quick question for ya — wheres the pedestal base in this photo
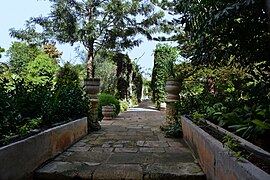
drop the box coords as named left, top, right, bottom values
left=165, top=101, right=178, bottom=125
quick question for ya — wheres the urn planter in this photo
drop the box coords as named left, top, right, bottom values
left=102, top=106, right=114, bottom=120
left=164, top=78, right=182, bottom=124
left=165, top=78, right=182, bottom=102
left=84, top=78, right=100, bottom=100
left=181, top=115, right=270, bottom=180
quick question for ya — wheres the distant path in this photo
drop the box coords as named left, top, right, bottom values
left=35, top=100, right=205, bottom=180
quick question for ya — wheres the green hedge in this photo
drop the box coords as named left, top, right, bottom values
left=0, top=63, right=90, bottom=146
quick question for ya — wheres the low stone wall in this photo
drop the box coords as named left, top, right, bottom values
left=181, top=116, right=270, bottom=180
left=0, top=117, right=88, bottom=180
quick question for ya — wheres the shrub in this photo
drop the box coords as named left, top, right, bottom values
left=98, top=93, right=120, bottom=120
left=0, top=63, right=90, bottom=146
left=42, top=63, right=90, bottom=125
left=120, top=99, right=130, bottom=112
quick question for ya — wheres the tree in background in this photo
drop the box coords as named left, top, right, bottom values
left=3, top=41, right=62, bottom=90
left=0, top=46, right=4, bottom=59
left=95, top=57, right=118, bottom=95
left=6, top=42, right=41, bottom=75
left=132, top=62, right=143, bottom=103
left=151, top=44, right=178, bottom=108
left=25, top=53, right=59, bottom=86
left=43, top=43, right=62, bottom=61
left=10, top=0, right=165, bottom=79
left=113, top=53, right=133, bottom=100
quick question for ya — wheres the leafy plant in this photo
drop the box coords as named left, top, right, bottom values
left=222, top=135, right=252, bottom=160
left=120, top=99, right=129, bottom=112
left=0, top=63, right=90, bottom=146
left=161, top=118, right=182, bottom=138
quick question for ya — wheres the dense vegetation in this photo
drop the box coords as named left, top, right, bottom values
left=151, top=44, right=178, bottom=108
left=0, top=43, right=89, bottom=145
left=1, top=0, right=270, bottom=149
left=151, top=0, right=270, bottom=148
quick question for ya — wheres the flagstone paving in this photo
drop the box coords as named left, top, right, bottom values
left=34, top=100, right=205, bottom=180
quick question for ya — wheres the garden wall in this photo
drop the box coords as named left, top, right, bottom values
left=0, top=117, right=88, bottom=180
left=181, top=116, right=270, bottom=180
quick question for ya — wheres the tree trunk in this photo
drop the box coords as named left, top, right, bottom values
left=87, top=3, right=94, bottom=79
left=87, top=40, right=94, bottom=78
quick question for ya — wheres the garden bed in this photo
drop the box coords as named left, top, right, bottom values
left=0, top=117, right=88, bottom=180
left=181, top=115, right=270, bottom=180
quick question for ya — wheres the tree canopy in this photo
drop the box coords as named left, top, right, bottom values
left=10, top=0, right=165, bottom=78
left=157, top=0, right=270, bottom=80
left=0, top=47, right=4, bottom=59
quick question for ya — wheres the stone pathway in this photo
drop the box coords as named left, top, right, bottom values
left=35, top=100, right=205, bottom=180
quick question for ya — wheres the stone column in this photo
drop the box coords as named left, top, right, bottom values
left=165, top=78, right=181, bottom=125
left=165, top=101, right=178, bottom=125
left=84, top=78, right=101, bottom=131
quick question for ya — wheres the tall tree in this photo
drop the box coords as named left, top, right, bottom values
left=157, top=0, right=270, bottom=80
left=10, top=0, right=165, bottom=78
left=6, top=42, right=41, bottom=75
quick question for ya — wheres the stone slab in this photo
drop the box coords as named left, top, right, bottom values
left=93, top=164, right=143, bottom=180
left=144, top=163, right=205, bottom=180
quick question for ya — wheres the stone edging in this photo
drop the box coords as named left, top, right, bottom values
left=0, top=117, right=88, bottom=180
left=181, top=115, right=270, bottom=180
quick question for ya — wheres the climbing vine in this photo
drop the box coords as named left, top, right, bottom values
left=151, top=44, right=178, bottom=108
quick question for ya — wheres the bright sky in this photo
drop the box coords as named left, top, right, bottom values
left=0, top=0, right=177, bottom=73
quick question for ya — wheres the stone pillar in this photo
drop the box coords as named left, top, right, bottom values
left=129, top=83, right=133, bottom=107
left=165, top=101, right=178, bottom=125
left=84, top=78, right=101, bottom=131
left=165, top=78, right=181, bottom=125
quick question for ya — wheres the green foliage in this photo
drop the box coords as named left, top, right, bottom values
left=95, top=58, right=117, bottom=95
left=98, top=94, right=120, bottom=120
left=43, top=43, right=62, bottom=60
left=132, top=62, right=143, bottom=104
left=18, top=118, right=42, bottom=136
left=0, top=78, right=52, bottom=144
left=0, top=63, right=89, bottom=146
left=6, top=42, right=41, bottom=75
left=120, top=99, right=129, bottom=112
left=161, top=118, right=182, bottom=138
left=151, top=44, right=178, bottom=107
left=0, top=46, right=4, bottom=58
left=10, top=0, right=165, bottom=78
left=176, top=63, right=270, bottom=140
left=113, top=53, right=133, bottom=100
left=222, top=135, right=252, bottom=160
left=25, top=53, right=59, bottom=86
left=43, top=84, right=89, bottom=125
left=42, top=63, right=90, bottom=125
left=161, top=0, right=270, bottom=79
left=56, top=62, right=80, bottom=86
